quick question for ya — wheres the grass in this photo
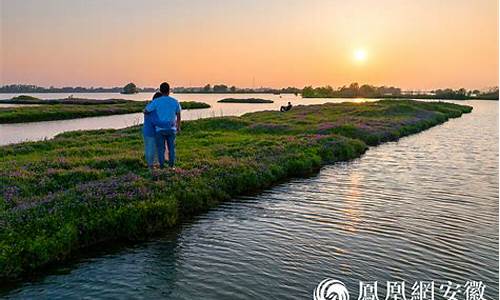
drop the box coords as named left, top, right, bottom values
left=9, top=95, right=40, bottom=101
left=0, top=99, right=210, bottom=123
left=0, top=100, right=472, bottom=279
left=2, top=96, right=130, bottom=105
left=179, top=101, right=211, bottom=110
left=217, top=98, right=274, bottom=103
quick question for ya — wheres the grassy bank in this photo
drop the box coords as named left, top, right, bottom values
left=0, top=100, right=472, bottom=279
left=302, top=94, right=499, bottom=100
left=0, top=100, right=210, bottom=123
left=1, top=95, right=130, bottom=105
left=218, top=98, right=274, bottom=103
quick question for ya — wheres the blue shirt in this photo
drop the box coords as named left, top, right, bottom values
left=143, top=110, right=159, bottom=137
left=145, top=95, right=182, bottom=131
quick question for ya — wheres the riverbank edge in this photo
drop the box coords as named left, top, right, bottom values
left=0, top=101, right=210, bottom=124
left=301, top=95, right=499, bottom=100
left=0, top=101, right=473, bottom=280
left=217, top=98, right=274, bottom=103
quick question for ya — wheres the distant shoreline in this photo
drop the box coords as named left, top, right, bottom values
left=2, top=84, right=497, bottom=100
left=301, top=95, right=499, bottom=101
left=0, top=98, right=210, bottom=124
left=0, top=91, right=299, bottom=95
left=1, top=92, right=497, bottom=101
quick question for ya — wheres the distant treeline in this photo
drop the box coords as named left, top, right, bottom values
left=2, top=83, right=498, bottom=100
left=0, top=84, right=156, bottom=94
left=302, top=83, right=499, bottom=100
left=303, top=83, right=401, bottom=98
left=173, top=84, right=301, bottom=94
left=0, top=83, right=300, bottom=95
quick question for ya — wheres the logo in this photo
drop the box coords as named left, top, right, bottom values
left=312, top=279, right=486, bottom=300
left=314, top=279, right=349, bottom=300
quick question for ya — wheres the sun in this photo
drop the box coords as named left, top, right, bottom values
left=354, top=49, right=367, bottom=61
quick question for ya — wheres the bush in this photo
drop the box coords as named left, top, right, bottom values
left=218, top=98, right=274, bottom=103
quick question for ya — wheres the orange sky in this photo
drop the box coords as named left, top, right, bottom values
left=1, top=0, right=498, bottom=89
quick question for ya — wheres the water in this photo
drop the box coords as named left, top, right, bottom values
left=1, top=93, right=365, bottom=145
left=0, top=104, right=40, bottom=108
left=1, top=101, right=498, bottom=299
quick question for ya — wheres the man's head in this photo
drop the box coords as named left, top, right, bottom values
left=160, top=82, right=170, bottom=95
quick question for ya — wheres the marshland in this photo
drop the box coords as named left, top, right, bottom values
left=0, top=100, right=472, bottom=279
left=0, top=94, right=497, bottom=299
left=0, top=96, right=209, bottom=123
left=2, top=0, right=498, bottom=298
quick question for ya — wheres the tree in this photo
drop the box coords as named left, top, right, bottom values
left=359, top=84, right=376, bottom=97
left=230, top=86, right=236, bottom=92
left=349, top=82, right=359, bottom=92
left=213, top=84, right=228, bottom=93
left=203, top=84, right=211, bottom=92
left=477, top=87, right=499, bottom=100
left=457, top=88, right=467, bottom=96
left=302, top=86, right=315, bottom=97
left=122, top=82, right=138, bottom=94
left=339, top=83, right=358, bottom=97
left=317, top=85, right=334, bottom=97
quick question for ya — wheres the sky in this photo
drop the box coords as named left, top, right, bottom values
left=1, top=0, right=498, bottom=90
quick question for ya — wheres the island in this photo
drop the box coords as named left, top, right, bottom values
left=217, top=98, right=274, bottom=103
left=0, top=97, right=210, bottom=123
left=0, top=100, right=472, bottom=279
left=3, top=95, right=130, bottom=105
left=121, top=83, right=139, bottom=94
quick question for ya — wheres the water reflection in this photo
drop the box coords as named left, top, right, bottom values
left=343, top=172, right=362, bottom=233
left=0, top=104, right=40, bottom=108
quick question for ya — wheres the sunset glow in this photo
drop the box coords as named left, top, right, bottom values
left=0, top=0, right=498, bottom=89
left=354, top=49, right=367, bottom=62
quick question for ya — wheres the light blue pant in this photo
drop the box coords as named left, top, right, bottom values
left=144, top=135, right=157, bottom=167
left=155, top=129, right=176, bottom=167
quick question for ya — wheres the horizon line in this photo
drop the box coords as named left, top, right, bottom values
left=1, top=83, right=498, bottom=92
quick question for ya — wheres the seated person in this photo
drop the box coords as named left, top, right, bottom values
left=280, top=102, right=293, bottom=112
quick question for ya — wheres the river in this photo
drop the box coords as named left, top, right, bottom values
left=0, top=99, right=498, bottom=299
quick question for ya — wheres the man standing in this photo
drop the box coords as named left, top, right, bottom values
left=144, top=82, right=181, bottom=168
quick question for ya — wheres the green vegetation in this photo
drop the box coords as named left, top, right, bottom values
left=122, top=83, right=139, bottom=94
left=302, top=83, right=499, bottom=100
left=0, top=84, right=156, bottom=93
left=3, top=84, right=497, bottom=99
left=10, top=95, right=39, bottom=101
left=218, top=98, right=274, bottom=103
left=0, top=100, right=210, bottom=123
left=2, top=96, right=129, bottom=105
left=474, top=89, right=500, bottom=100
left=178, top=101, right=211, bottom=109
left=0, top=100, right=472, bottom=279
left=303, top=83, right=401, bottom=98
left=174, top=84, right=301, bottom=94
left=0, top=84, right=302, bottom=95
